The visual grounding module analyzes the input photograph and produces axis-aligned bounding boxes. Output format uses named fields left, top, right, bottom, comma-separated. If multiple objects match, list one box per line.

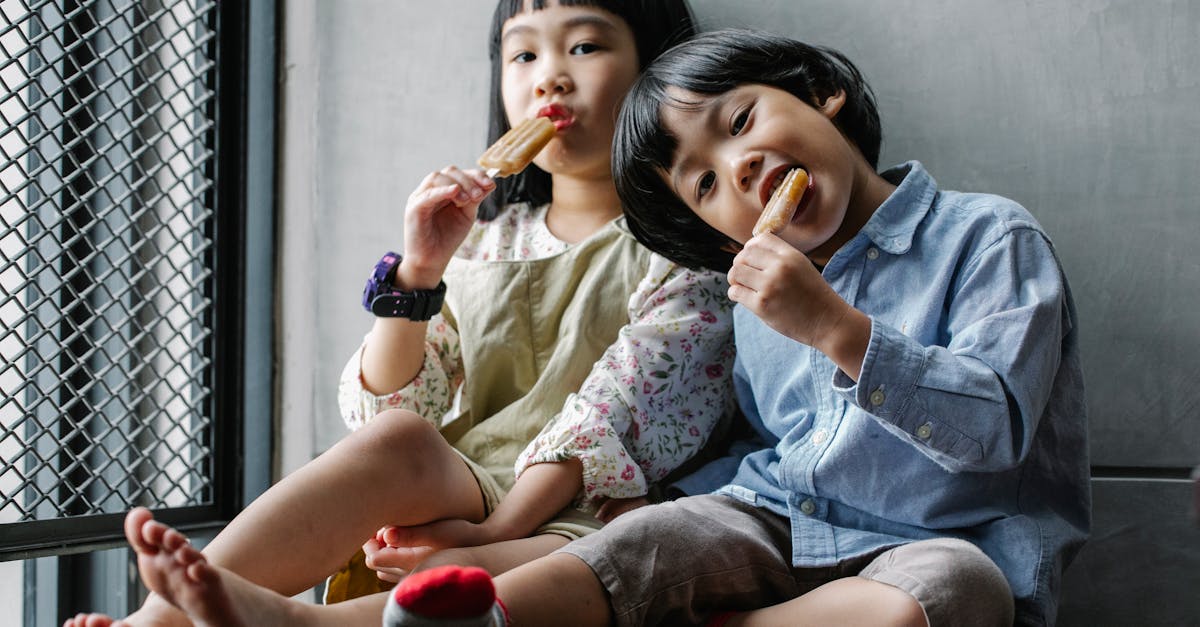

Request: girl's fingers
left=435, top=166, right=492, bottom=202
left=410, top=184, right=466, bottom=214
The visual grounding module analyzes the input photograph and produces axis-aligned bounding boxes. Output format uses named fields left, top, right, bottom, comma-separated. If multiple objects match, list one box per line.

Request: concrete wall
left=278, top=1, right=1200, bottom=623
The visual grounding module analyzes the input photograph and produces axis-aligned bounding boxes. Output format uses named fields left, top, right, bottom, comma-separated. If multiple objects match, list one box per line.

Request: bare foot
left=63, top=614, right=115, bottom=627
left=123, top=507, right=306, bottom=627
left=62, top=598, right=190, bottom=627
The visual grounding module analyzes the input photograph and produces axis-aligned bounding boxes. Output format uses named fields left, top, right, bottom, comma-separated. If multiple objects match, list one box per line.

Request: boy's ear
left=816, top=90, right=847, bottom=120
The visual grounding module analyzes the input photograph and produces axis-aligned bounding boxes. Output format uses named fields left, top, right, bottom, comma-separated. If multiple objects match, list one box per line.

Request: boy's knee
left=862, top=538, right=1013, bottom=627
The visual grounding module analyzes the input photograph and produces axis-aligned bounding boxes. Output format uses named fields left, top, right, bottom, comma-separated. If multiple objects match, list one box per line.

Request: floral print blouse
left=338, top=203, right=734, bottom=503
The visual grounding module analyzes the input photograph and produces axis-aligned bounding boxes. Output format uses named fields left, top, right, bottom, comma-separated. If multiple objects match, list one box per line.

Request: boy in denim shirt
left=109, top=30, right=1090, bottom=627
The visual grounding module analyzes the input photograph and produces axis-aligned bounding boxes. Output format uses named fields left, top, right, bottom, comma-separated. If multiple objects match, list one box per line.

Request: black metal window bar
left=0, top=0, right=243, bottom=561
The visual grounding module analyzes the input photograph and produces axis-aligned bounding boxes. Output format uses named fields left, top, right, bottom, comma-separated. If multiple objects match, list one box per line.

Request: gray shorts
left=557, top=494, right=1013, bottom=627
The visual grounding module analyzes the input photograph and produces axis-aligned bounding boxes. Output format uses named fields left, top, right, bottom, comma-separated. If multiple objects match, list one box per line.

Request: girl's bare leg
left=65, top=409, right=486, bottom=627
left=117, top=507, right=387, bottom=627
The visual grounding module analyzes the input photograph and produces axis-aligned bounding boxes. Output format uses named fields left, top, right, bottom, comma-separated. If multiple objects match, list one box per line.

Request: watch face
left=364, top=252, right=403, bottom=310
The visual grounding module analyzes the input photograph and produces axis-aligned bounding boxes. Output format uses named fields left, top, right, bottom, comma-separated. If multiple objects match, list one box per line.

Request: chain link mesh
left=1, top=0, right=219, bottom=524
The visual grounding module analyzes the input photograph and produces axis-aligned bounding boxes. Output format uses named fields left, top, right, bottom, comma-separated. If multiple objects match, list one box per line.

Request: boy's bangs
left=615, top=72, right=737, bottom=272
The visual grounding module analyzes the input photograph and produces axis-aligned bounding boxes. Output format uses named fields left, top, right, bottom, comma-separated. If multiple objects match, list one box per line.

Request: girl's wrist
left=393, top=258, right=444, bottom=291
left=477, top=515, right=522, bottom=543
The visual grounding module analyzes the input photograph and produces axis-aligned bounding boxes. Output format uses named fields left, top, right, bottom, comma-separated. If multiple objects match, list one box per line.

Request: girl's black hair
left=478, top=0, right=697, bottom=221
left=614, top=29, right=883, bottom=272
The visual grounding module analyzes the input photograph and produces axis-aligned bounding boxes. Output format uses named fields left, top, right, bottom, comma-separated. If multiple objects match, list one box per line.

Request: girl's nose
left=730, top=151, right=763, bottom=193
left=534, top=71, right=573, bottom=97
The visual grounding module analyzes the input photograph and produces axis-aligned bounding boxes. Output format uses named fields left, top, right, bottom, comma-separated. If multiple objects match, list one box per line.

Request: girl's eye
left=731, top=108, right=750, bottom=135
left=512, top=51, right=535, bottom=63
left=570, top=42, right=600, bottom=55
left=697, top=172, right=716, bottom=199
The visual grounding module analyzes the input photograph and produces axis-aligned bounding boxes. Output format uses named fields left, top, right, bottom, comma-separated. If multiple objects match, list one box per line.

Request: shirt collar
left=859, top=161, right=937, bottom=255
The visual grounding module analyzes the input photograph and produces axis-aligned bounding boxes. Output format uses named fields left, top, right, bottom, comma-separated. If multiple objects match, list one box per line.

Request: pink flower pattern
left=338, top=203, right=735, bottom=503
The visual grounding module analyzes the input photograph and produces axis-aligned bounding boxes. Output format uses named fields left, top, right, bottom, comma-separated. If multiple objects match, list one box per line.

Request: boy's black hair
left=614, top=29, right=883, bottom=272
left=479, top=0, right=697, bottom=221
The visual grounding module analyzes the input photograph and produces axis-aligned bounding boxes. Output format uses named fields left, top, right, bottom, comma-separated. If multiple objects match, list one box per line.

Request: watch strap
left=369, top=281, right=446, bottom=320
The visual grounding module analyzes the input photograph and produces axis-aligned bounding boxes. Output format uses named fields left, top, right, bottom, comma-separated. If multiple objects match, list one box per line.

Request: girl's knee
left=351, top=409, right=446, bottom=478
left=365, top=409, right=439, bottom=448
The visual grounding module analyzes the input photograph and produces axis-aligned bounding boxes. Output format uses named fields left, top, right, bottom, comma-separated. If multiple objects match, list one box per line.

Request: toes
left=141, top=519, right=169, bottom=550
left=160, top=527, right=190, bottom=553
left=124, top=507, right=156, bottom=554
left=186, top=559, right=220, bottom=585
left=172, top=541, right=206, bottom=572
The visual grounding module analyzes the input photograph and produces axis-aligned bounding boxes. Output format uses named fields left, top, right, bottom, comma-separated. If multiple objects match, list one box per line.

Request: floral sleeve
left=336, top=315, right=464, bottom=431
left=515, top=255, right=736, bottom=503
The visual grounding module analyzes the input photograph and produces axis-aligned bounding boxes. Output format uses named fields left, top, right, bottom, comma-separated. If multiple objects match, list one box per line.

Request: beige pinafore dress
left=324, top=217, right=653, bottom=601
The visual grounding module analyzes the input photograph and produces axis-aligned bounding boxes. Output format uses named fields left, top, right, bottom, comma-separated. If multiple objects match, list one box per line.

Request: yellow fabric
left=325, top=219, right=649, bottom=603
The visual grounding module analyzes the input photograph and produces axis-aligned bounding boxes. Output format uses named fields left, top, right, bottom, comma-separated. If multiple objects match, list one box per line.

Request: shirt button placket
left=800, top=498, right=816, bottom=516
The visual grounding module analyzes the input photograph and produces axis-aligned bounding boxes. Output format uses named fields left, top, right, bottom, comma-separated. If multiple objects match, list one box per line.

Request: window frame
left=1, top=0, right=276, bottom=620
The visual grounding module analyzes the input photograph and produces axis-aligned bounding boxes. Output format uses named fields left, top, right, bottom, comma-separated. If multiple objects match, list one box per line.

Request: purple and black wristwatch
left=362, top=251, right=446, bottom=320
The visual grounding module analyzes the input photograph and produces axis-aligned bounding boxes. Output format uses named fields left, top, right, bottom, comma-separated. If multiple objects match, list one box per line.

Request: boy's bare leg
left=723, top=577, right=927, bottom=627
left=64, top=409, right=486, bottom=627
left=414, top=534, right=569, bottom=576
left=493, top=553, right=611, bottom=627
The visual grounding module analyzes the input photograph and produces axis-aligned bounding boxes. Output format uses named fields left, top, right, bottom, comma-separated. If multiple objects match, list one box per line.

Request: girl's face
left=499, top=2, right=639, bottom=181
left=660, top=83, right=872, bottom=264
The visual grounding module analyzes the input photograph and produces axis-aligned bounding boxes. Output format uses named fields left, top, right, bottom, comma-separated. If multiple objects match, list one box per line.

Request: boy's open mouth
left=760, top=165, right=813, bottom=215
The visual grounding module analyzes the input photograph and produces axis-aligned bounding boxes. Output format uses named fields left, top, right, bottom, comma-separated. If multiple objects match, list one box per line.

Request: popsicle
left=478, top=117, right=556, bottom=177
left=752, top=168, right=809, bottom=236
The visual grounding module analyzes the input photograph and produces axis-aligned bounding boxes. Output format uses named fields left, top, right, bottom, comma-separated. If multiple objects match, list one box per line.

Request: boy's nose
left=730, top=152, right=762, bottom=193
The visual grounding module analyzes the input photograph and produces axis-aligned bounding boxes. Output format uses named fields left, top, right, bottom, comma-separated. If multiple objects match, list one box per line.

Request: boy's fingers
left=727, top=261, right=766, bottom=294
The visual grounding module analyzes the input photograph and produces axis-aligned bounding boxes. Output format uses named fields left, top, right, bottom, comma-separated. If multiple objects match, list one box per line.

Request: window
left=0, top=1, right=274, bottom=621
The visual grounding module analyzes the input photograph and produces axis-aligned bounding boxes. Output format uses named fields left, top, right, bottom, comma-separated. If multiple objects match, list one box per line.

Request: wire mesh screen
left=0, top=0, right=220, bottom=526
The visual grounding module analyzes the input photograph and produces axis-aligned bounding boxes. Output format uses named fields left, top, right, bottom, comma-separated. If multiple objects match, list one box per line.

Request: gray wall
left=278, top=1, right=1199, bottom=623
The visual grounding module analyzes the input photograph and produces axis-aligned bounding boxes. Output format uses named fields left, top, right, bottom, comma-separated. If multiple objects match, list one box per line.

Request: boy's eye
left=512, top=51, right=535, bottom=63
left=697, top=172, right=716, bottom=199
left=731, top=109, right=749, bottom=135
left=570, top=42, right=600, bottom=55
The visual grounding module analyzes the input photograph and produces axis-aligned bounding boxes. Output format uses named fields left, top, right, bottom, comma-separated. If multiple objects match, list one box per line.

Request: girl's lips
left=537, top=103, right=575, bottom=131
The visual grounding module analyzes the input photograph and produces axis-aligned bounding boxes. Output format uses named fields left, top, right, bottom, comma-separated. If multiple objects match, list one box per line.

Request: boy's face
left=660, top=84, right=867, bottom=263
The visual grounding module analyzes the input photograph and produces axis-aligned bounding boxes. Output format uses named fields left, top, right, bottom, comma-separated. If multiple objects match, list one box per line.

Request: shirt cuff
left=832, top=318, right=924, bottom=431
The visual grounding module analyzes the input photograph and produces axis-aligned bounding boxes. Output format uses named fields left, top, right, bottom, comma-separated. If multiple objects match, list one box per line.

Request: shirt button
left=869, top=388, right=886, bottom=406
left=916, top=422, right=933, bottom=439
left=811, top=429, right=828, bottom=445
left=867, top=248, right=880, bottom=260
left=800, top=499, right=816, bottom=515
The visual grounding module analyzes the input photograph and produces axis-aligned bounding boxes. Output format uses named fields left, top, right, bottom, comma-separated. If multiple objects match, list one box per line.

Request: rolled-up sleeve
left=336, top=315, right=464, bottom=431
left=516, top=257, right=736, bottom=503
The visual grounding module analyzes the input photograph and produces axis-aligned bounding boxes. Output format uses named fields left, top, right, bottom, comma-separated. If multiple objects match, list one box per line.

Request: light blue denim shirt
left=680, top=162, right=1089, bottom=626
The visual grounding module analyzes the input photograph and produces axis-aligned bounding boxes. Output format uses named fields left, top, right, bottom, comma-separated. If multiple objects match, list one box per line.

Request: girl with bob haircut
left=65, top=3, right=743, bottom=627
